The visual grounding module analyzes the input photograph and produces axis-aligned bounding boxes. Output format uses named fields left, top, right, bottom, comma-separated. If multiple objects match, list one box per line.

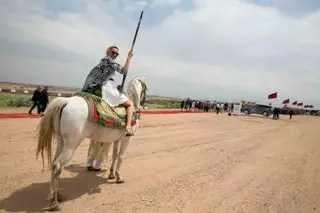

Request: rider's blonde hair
left=106, top=45, right=119, bottom=56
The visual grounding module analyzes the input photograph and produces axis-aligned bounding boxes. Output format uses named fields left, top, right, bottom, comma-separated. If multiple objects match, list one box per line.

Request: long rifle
left=118, top=11, right=144, bottom=92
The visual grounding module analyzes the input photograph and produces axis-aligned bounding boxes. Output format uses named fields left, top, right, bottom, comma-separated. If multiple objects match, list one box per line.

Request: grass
left=0, top=92, right=31, bottom=107
left=145, top=103, right=167, bottom=109
left=0, top=92, right=181, bottom=109
left=145, top=99, right=181, bottom=109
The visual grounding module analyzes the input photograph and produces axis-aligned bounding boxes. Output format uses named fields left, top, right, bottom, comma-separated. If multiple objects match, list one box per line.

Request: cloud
left=122, top=1, right=148, bottom=12
left=0, top=0, right=319, bottom=108
left=246, top=0, right=320, bottom=16
left=151, top=0, right=185, bottom=6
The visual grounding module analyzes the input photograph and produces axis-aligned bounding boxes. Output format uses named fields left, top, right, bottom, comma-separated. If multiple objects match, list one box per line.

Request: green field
left=0, top=92, right=31, bottom=107
left=0, top=92, right=181, bottom=109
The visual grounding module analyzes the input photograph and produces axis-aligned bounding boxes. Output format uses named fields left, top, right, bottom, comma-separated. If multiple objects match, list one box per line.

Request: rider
left=82, top=45, right=134, bottom=136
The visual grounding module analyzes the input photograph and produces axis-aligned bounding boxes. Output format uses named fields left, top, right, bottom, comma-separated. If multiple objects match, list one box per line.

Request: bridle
left=137, top=79, right=147, bottom=107
left=137, top=79, right=147, bottom=116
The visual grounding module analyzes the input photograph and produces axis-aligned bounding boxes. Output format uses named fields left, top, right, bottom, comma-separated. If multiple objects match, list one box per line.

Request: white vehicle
left=232, top=101, right=242, bottom=116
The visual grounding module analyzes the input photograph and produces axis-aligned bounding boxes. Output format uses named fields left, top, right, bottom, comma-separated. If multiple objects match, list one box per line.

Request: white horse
left=36, top=76, right=147, bottom=211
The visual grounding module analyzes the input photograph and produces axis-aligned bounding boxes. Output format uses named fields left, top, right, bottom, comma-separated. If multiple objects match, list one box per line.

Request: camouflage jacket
left=82, top=56, right=125, bottom=92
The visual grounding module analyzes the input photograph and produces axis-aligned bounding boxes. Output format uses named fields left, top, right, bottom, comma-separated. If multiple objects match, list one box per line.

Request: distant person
left=39, top=86, right=49, bottom=116
left=204, top=101, right=210, bottom=112
left=199, top=101, right=203, bottom=111
left=216, top=104, right=220, bottom=114
left=28, top=86, right=42, bottom=115
left=191, top=100, right=195, bottom=111
left=180, top=100, right=185, bottom=111
left=273, top=107, right=280, bottom=120
left=224, top=103, right=228, bottom=111
left=289, top=109, right=294, bottom=119
left=195, top=101, right=199, bottom=112
left=86, top=140, right=110, bottom=171
left=184, top=98, right=189, bottom=111
left=188, top=99, right=192, bottom=111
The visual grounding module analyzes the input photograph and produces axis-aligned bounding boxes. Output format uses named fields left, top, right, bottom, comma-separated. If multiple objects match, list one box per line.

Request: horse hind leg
left=52, top=138, right=63, bottom=166
left=47, top=134, right=65, bottom=202
left=48, top=139, right=63, bottom=200
left=48, top=159, right=62, bottom=211
left=49, top=142, right=81, bottom=211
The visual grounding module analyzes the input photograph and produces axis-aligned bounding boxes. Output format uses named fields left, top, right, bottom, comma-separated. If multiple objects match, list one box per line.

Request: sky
left=0, top=0, right=319, bottom=108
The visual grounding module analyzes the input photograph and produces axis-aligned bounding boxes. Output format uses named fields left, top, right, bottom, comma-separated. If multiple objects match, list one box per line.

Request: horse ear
left=139, top=76, right=147, bottom=84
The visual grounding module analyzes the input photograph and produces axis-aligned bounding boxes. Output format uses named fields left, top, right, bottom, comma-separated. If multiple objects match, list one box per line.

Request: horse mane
left=124, top=76, right=146, bottom=110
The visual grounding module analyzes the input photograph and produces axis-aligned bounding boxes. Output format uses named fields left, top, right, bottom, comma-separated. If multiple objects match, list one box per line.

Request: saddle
left=73, top=92, right=138, bottom=129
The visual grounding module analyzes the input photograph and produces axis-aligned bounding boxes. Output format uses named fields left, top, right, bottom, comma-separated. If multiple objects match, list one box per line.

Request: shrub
left=145, top=99, right=181, bottom=108
left=6, top=95, right=33, bottom=107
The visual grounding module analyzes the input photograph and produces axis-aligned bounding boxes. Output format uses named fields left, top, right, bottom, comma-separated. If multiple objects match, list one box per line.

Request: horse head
left=124, top=76, right=148, bottom=111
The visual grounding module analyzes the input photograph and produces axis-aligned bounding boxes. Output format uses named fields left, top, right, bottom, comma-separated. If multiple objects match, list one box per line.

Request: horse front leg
left=115, top=137, right=131, bottom=184
left=108, top=140, right=120, bottom=180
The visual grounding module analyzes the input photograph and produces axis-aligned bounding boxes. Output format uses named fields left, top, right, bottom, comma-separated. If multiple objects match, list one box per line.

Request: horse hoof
left=116, top=179, right=125, bottom=184
left=49, top=201, right=61, bottom=211
left=108, top=174, right=116, bottom=180
left=57, top=192, right=64, bottom=202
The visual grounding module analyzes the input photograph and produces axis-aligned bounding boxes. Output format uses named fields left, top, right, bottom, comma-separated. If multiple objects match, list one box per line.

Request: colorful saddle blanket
left=73, top=92, right=138, bottom=129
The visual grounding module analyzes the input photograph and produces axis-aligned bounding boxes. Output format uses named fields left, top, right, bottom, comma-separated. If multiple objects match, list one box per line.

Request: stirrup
left=125, top=127, right=134, bottom=137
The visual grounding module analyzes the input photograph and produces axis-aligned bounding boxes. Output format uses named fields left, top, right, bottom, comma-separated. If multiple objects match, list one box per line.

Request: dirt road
left=0, top=113, right=319, bottom=213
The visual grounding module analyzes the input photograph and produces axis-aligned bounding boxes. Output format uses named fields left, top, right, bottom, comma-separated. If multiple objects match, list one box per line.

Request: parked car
left=242, top=104, right=272, bottom=117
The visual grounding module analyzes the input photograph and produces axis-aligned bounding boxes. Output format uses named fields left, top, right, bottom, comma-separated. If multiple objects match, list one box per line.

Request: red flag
left=268, top=92, right=277, bottom=99
left=297, top=102, right=303, bottom=106
left=310, top=105, right=313, bottom=108
left=282, top=99, right=290, bottom=104
left=292, top=101, right=297, bottom=105
left=304, top=105, right=309, bottom=108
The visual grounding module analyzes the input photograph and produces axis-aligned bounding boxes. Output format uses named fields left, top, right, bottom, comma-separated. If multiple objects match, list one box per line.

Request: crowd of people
left=180, top=98, right=234, bottom=114
left=180, top=99, right=294, bottom=120
left=28, top=85, right=49, bottom=116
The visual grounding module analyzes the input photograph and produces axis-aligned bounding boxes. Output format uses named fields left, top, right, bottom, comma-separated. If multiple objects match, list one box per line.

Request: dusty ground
left=0, top=111, right=319, bottom=213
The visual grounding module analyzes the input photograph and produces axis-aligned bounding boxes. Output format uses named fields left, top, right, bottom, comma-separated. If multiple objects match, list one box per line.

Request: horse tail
left=36, top=98, right=68, bottom=171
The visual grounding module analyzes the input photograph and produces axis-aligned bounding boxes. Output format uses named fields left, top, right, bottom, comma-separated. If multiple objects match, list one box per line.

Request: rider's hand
left=128, top=51, right=133, bottom=59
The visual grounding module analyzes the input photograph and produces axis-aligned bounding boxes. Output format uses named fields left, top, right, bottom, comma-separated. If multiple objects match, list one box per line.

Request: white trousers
left=87, top=140, right=110, bottom=161
left=101, top=80, right=128, bottom=107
